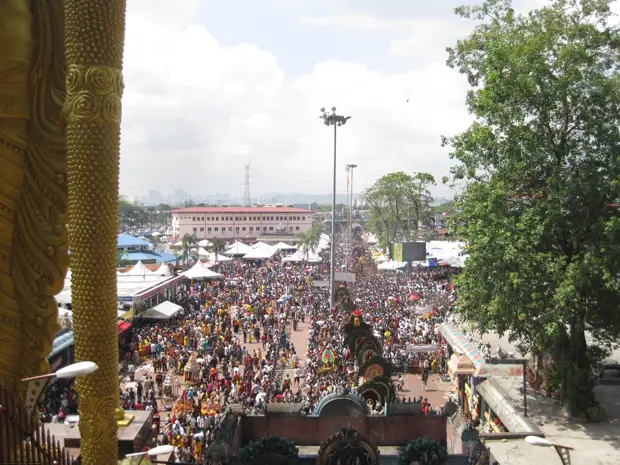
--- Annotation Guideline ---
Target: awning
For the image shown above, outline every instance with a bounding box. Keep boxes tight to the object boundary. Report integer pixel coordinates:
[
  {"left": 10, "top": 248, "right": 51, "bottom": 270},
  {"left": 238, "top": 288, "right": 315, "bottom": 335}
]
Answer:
[
  {"left": 439, "top": 323, "right": 486, "bottom": 369},
  {"left": 120, "top": 309, "right": 134, "bottom": 320},
  {"left": 141, "top": 300, "right": 183, "bottom": 319},
  {"left": 476, "top": 379, "right": 538, "bottom": 433},
  {"left": 48, "top": 330, "right": 75, "bottom": 359},
  {"left": 117, "top": 321, "right": 132, "bottom": 336}
]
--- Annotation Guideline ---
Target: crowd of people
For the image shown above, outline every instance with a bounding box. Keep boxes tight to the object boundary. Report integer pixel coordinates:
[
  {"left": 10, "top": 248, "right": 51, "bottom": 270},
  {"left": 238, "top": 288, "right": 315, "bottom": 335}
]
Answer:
[
  {"left": 292, "top": 236, "right": 459, "bottom": 419},
  {"left": 42, "top": 233, "right": 470, "bottom": 463}
]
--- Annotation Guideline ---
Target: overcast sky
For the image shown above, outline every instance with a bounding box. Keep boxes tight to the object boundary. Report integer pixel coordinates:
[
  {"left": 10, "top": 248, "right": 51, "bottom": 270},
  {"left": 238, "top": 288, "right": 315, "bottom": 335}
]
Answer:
[{"left": 119, "top": 0, "right": 555, "bottom": 198}]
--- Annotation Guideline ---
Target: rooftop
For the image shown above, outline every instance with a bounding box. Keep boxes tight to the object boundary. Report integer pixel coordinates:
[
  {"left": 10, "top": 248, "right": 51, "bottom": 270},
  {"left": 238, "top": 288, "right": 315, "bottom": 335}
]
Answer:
[
  {"left": 171, "top": 206, "right": 312, "bottom": 214},
  {"left": 117, "top": 234, "right": 151, "bottom": 247},
  {"left": 121, "top": 251, "right": 176, "bottom": 264},
  {"left": 485, "top": 375, "right": 620, "bottom": 465},
  {"left": 56, "top": 274, "right": 180, "bottom": 303}
]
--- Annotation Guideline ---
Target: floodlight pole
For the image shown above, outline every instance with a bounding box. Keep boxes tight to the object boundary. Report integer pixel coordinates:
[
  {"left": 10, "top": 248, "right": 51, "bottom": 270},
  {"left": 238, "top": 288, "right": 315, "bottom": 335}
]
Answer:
[{"left": 320, "top": 107, "right": 351, "bottom": 308}]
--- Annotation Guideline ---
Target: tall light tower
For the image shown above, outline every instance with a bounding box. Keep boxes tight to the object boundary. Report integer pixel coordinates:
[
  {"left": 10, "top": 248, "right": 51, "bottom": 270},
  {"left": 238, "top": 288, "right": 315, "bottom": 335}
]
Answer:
[
  {"left": 320, "top": 107, "right": 351, "bottom": 307},
  {"left": 243, "top": 163, "right": 251, "bottom": 206},
  {"left": 345, "top": 164, "right": 358, "bottom": 243}
]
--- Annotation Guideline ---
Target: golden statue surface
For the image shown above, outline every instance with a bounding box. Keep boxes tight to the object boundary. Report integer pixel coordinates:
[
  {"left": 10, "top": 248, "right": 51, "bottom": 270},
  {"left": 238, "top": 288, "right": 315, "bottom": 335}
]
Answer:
[
  {"left": 1, "top": 1, "right": 127, "bottom": 464},
  {"left": 0, "top": 0, "right": 68, "bottom": 393}
]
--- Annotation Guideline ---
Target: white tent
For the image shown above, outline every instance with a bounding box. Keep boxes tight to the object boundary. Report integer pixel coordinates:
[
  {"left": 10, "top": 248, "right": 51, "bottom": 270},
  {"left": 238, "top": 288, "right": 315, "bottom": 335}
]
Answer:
[
  {"left": 198, "top": 239, "right": 212, "bottom": 247},
  {"left": 282, "top": 248, "right": 321, "bottom": 263},
  {"left": 124, "top": 260, "right": 156, "bottom": 276},
  {"left": 182, "top": 261, "right": 223, "bottom": 280},
  {"left": 273, "top": 242, "right": 295, "bottom": 250},
  {"left": 317, "top": 237, "right": 330, "bottom": 250},
  {"left": 209, "top": 252, "right": 232, "bottom": 262},
  {"left": 141, "top": 300, "right": 183, "bottom": 319},
  {"left": 377, "top": 260, "right": 407, "bottom": 271},
  {"left": 199, "top": 248, "right": 231, "bottom": 262},
  {"left": 252, "top": 241, "right": 274, "bottom": 251},
  {"left": 156, "top": 263, "right": 172, "bottom": 276},
  {"left": 243, "top": 248, "right": 276, "bottom": 260},
  {"left": 225, "top": 241, "right": 253, "bottom": 255}
]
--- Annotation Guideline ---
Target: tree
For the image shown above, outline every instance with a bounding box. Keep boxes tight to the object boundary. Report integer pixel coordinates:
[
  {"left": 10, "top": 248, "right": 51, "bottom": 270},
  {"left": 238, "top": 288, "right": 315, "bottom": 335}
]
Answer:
[
  {"left": 362, "top": 172, "right": 436, "bottom": 252},
  {"left": 116, "top": 250, "right": 128, "bottom": 269},
  {"left": 444, "top": 0, "right": 620, "bottom": 414},
  {"left": 118, "top": 199, "right": 145, "bottom": 231},
  {"left": 208, "top": 237, "right": 227, "bottom": 264},
  {"left": 180, "top": 233, "right": 199, "bottom": 265},
  {"left": 300, "top": 223, "right": 322, "bottom": 261}
]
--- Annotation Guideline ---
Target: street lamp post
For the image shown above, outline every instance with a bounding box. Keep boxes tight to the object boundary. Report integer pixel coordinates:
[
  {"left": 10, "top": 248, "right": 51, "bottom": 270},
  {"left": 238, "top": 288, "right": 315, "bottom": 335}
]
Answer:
[
  {"left": 345, "top": 164, "right": 358, "bottom": 242},
  {"left": 320, "top": 107, "right": 351, "bottom": 308}
]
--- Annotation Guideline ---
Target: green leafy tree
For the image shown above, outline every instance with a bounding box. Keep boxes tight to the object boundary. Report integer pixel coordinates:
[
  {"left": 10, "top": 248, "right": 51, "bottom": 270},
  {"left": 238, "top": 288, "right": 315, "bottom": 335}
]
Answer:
[
  {"left": 180, "top": 233, "right": 199, "bottom": 265},
  {"left": 362, "top": 172, "right": 436, "bottom": 252},
  {"left": 208, "top": 237, "right": 227, "bottom": 264},
  {"left": 299, "top": 223, "right": 322, "bottom": 261},
  {"left": 444, "top": 0, "right": 620, "bottom": 414},
  {"left": 118, "top": 199, "right": 145, "bottom": 231},
  {"left": 116, "top": 250, "right": 128, "bottom": 268}
]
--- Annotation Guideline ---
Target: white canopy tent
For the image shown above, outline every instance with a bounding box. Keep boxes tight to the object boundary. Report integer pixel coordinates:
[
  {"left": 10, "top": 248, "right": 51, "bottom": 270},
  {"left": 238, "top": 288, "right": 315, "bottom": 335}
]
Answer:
[
  {"left": 273, "top": 242, "right": 296, "bottom": 250},
  {"left": 155, "top": 263, "right": 172, "bottom": 276},
  {"left": 141, "top": 300, "right": 183, "bottom": 319},
  {"left": 243, "top": 248, "right": 276, "bottom": 260},
  {"left": 377, "top": 260, "right": 407, "bottom": 271},
  {"left": 198, "top": 239, "right": 212, "bottom": 247},
  {"left": 282, "top": 248, "right": 321, "bottom": 263},
  {"left": 198, "top": 248, "right": 232, "bottom": 262},
  {"left": 252, "top": 241, "right": 275, "bottom": 251},
  {"left": 181, "top": 261, "right": 223, "bottom": 280},
  {"left": 124, "top": 260, "right": 156, "bottom": 276},
  {"left": 317, "top": 237, "right": 330, "bottom": 250},
  {"left": 225, "top": 241, "right": 253, "bottom": 255}
]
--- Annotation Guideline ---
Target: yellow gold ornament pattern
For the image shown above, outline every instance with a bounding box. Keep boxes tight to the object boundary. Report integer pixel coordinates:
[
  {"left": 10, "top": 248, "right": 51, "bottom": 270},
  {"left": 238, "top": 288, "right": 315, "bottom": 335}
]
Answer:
[
  {"left": 65, "top": 65, "right": 123, "bottom": 123},
  {"left": 0, "top": 0, "right": 68, "bottom": 399},
  {"left": 64, "top": 1, "right": 127, "bottom": 464}
]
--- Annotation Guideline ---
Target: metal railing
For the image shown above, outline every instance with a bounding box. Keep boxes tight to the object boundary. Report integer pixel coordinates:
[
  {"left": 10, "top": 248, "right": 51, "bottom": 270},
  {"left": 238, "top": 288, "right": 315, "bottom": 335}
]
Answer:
[{"left": 0, "top": 387, "right": 76, "bottom": 465}]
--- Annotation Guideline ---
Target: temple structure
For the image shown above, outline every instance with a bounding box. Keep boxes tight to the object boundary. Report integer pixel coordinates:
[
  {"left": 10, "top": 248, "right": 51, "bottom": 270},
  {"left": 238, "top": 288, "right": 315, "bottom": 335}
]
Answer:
[{"left": 0, "top": 1, "right": 127, "bottom": 464}]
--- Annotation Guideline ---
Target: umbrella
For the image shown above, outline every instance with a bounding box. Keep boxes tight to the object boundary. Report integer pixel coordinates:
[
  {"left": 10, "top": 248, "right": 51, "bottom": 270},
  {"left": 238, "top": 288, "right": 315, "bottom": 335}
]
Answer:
[{"left": 352, "top": 310, "right": 361, "bottom": 316}]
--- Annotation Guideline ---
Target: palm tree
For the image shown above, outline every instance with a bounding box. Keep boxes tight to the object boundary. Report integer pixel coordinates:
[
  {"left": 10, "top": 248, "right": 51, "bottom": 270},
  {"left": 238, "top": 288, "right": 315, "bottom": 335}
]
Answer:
[
  {"left": 208, "top": 237, "right": 226, "bottom": 264},
  {"left": 300, "top": 223, "right": 321, "bottom": 261},
  {"left": 180, "top": 233, "right": 199, "bottom": 265},
  {"left": 117, "top": 250, "right": 128, "bottom": 269}
]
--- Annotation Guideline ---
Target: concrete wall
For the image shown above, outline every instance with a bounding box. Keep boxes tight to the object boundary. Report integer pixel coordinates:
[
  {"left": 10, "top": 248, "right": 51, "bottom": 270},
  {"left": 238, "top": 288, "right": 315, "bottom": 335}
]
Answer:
[{"left": 239, "top": 414, "right": 447, "bottom": 447}]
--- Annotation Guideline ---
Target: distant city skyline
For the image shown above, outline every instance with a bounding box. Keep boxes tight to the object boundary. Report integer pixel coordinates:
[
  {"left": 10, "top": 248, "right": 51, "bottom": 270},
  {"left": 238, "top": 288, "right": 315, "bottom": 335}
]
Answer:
[{"left": 121, "top": 188, "right": 451, "bottom": 207}]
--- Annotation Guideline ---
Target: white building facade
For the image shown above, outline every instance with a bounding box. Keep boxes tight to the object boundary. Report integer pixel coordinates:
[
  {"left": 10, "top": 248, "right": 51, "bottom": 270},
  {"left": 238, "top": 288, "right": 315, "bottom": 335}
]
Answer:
[{"left": 171, "top": 206, "right": 314, "bottom": 240}]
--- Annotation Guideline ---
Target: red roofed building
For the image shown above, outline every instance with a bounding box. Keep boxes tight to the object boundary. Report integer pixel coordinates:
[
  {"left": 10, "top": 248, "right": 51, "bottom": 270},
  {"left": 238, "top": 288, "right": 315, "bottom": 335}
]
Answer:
[{"left": 171, "top": 206, "right": 313, "bottom": 240}]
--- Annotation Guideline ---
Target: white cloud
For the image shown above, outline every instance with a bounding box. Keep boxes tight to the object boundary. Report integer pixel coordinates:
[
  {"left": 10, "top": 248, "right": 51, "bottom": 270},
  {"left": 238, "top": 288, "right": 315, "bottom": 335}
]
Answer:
[
  {"left": 119, "top": 0, "right": 471, "bottom": 199},
  {"left": 298, "top": 15, "right": 399, "bottom": 31}
]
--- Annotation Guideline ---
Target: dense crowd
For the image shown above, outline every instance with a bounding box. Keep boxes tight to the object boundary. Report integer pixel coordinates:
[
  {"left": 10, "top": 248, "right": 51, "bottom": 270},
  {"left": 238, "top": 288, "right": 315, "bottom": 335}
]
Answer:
[
  {"left": 293, "top": 236, "right": 459, "bottom": 418},
  {"left": 42, "top": 234, "right": 467, "bottom": 462}
]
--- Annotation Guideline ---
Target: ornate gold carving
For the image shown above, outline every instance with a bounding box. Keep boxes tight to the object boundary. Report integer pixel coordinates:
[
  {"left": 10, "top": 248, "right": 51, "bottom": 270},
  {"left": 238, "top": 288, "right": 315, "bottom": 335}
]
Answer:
[
  {"left": 78, "top": 394, "right": 118, "bottom": 444},
  {"left": 317, "top": 428, "right": 380, "bottom": 465},
  {"left": 64, "top": 1, "right": 127, "bottom": 464},
  {"left": 0, "top": 0, "right": 68, "bottom": 398},
  {"left": 64, "top": 65, "right": 123, "bottom": 123}
]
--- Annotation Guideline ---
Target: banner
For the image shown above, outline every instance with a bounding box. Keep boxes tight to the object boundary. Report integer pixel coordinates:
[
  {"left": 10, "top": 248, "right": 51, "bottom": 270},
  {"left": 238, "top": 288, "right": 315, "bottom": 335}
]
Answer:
[{"left": 393, "top": 242, "right": 403, "bottom": 262}]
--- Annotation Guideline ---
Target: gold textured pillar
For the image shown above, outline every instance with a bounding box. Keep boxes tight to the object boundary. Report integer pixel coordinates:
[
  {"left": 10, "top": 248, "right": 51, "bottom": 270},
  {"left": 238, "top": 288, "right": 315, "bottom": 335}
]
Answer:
[
  {"left": 64, "top": 1, "right": 127, "bottom": 464},
  {"left": 0, "top": 0, "right": 67, "bottom": 395}
]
